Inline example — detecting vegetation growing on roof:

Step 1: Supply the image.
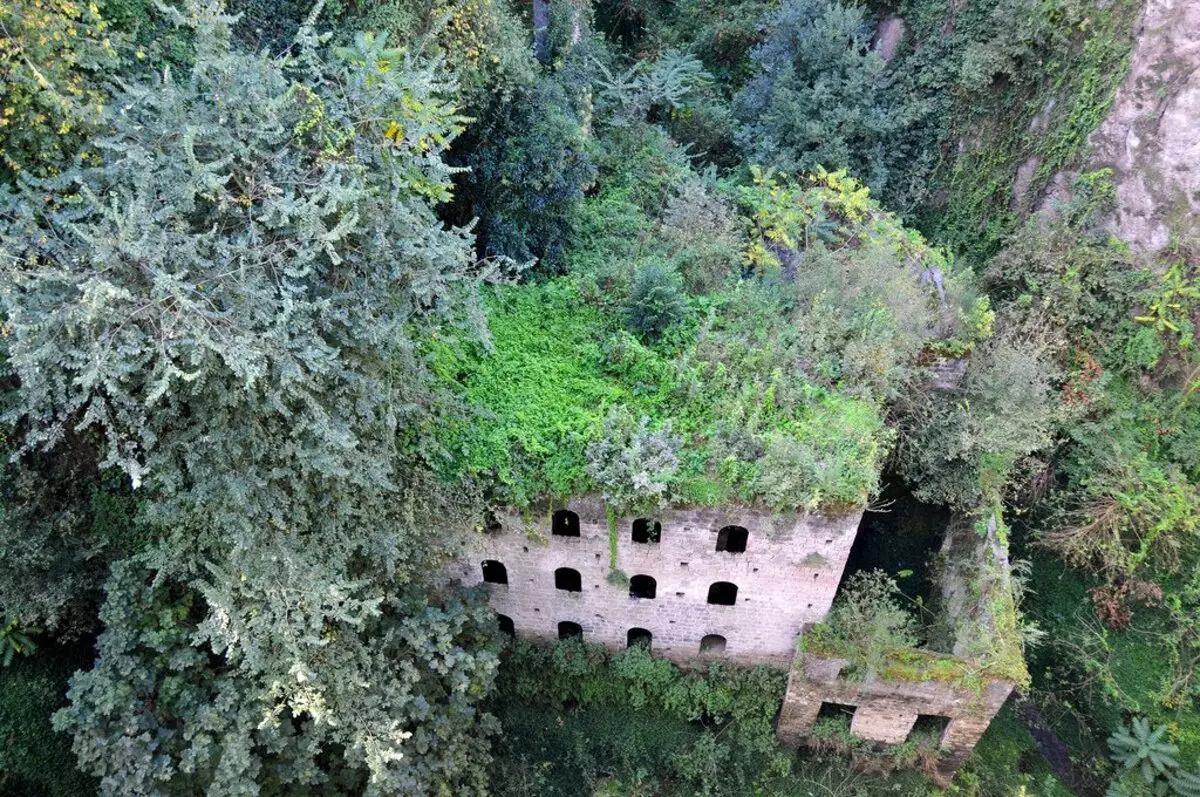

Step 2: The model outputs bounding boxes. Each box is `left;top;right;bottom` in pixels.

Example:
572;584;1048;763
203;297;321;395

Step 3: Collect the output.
430;276;887;512
430;170;988;514
803;509;1032;690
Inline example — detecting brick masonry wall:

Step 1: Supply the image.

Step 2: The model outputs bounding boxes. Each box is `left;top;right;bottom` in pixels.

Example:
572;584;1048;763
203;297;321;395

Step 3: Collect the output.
929;356;970;390
448;495;862;668
776;653;1014;778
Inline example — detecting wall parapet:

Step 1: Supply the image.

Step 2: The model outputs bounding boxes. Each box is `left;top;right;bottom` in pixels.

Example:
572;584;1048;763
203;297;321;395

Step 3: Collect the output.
776;650;1014;781
775;504;1026;782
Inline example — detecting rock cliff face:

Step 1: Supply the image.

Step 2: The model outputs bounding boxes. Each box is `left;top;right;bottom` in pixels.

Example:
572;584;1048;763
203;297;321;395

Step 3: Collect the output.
1088;0;1200;250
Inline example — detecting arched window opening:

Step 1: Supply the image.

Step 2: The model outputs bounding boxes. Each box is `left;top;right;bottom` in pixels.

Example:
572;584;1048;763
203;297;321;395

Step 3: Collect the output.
497;614;515;636
552;509;580;537
631;518;661;544
716;525;748;553
481;560;507;585
558;621;583;640
629;574;657;600
627;628;652;650
699;634;726;655
554;567;582;592
707;581;738;605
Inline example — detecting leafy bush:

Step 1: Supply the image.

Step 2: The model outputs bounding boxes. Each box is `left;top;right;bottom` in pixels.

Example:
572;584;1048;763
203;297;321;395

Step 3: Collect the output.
0;0;118;178
658;176;744;294
493;639;790;795
1042;453;1200;580
54;561;503;795
594;49;710;126
1;7;505;791
898;328;1057;509
641;0;770;86
809;570;919;681
457;76;596;271
353;0;535;101
625;263;688;341
585;405;681;511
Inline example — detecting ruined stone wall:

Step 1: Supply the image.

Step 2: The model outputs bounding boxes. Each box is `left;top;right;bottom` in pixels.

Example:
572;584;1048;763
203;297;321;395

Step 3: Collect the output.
448;495;861;668
776;653;1014;779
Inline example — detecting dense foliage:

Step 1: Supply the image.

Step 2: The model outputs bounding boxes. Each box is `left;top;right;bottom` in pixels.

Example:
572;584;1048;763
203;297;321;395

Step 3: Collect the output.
734;0;905;195
491;638;792;795
1;4;507;792
0;0;1195;793
0;0;118;178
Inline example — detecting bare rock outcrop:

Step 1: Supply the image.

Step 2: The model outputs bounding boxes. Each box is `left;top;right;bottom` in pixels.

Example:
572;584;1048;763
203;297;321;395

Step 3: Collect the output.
1088;0;1200;250
873;15;906;63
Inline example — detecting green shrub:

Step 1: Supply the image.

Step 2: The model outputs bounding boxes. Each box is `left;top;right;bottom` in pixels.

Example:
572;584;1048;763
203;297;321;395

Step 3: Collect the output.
585;406;681;511
0;646;96;797
491;639;790;795
625;263;688;341
807;570;919;681
734;0;906;195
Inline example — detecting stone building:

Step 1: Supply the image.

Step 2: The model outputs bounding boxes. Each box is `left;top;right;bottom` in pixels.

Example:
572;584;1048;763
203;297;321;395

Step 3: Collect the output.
448;495;862;669
776;652;1013;782
451;497;1022;780
774;510;1020;781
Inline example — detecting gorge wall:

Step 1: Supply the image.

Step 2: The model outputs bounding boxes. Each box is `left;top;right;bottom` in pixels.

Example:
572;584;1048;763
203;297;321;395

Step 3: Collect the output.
1088;0;1200;249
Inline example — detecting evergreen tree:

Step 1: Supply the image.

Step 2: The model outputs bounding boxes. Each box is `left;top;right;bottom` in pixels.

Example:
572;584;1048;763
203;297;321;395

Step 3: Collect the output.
734;0;904;195
0;3;506;792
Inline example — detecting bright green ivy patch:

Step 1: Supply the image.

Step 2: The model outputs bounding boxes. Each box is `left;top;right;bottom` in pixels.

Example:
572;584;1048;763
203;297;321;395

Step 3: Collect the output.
430;277;888;512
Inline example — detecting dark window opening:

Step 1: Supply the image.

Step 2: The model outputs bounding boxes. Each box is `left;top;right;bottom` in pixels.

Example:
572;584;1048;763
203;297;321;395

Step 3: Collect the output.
817;702;857;725
706;581;738;605
908;714;951;744
716;525;748;553
481;560;508;585
552;509;580;537
483;511;502;535
699;634;726;655
631;518;661;544
558;621;583;640
627;628;652;650
629;574;657;600
554;567;582;592
497;614;515;636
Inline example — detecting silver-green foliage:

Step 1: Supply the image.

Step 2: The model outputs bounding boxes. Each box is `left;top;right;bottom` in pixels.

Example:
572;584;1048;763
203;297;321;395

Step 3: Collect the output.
585;405;681;512
53;560;500;796
1;3;504;793
1106;718;1200;797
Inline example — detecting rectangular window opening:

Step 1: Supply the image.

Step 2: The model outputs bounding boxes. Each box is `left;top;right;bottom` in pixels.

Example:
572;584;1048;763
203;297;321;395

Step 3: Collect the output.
907;714;951;745
816;702;857;729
